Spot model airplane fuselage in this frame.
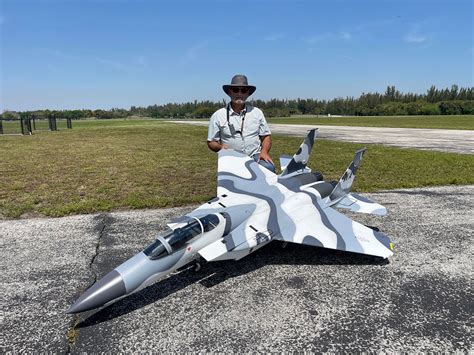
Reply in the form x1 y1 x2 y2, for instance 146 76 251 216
67 129 394 314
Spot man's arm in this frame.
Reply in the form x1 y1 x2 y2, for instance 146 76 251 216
257 109 273 163
259 135 273 164
207 111 228 152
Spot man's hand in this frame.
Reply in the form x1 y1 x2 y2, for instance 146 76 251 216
259 135 273 163
207 141 228 152
258 151 274 164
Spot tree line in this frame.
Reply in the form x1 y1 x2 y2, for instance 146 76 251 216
2 84 473 120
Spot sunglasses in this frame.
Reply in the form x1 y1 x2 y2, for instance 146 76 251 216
230 87 249 94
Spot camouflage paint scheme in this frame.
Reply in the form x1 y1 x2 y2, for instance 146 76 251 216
68 129 393 314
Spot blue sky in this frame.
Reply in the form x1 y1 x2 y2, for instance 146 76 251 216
1 0 473 111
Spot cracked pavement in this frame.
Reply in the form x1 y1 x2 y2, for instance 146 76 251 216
0 186 472 352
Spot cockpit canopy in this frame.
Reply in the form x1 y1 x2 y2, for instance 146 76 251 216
144 214 220 260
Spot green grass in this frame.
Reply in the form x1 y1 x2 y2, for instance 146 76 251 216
72 117 159 129
268 115 474 130
1 119 473 218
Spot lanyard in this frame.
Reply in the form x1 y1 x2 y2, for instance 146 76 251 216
226 103 246 135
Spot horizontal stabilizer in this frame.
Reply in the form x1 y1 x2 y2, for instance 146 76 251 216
334 193 387 216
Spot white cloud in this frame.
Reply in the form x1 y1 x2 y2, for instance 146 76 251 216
264 33 284 41
182 41 209 63
404 34 427 43
305 33 332 44
43 48 143 71
43 48 80 61
403 22 431 44
340 55 354 62
339 32 352 40
305 31 351 44
135 56 146 67
95 57 128 70
355 18 397 31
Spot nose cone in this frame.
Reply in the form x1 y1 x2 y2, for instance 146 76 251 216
67 270 126 314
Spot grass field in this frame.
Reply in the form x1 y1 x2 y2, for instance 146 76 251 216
268 115 474 130
1 119 473 218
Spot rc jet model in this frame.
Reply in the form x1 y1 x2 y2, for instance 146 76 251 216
67 129 393 314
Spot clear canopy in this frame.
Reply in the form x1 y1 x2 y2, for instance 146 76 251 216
144 214 220 260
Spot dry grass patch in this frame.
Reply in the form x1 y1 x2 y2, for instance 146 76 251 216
1 120 472 218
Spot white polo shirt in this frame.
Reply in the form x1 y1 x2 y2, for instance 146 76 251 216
207 104 271 157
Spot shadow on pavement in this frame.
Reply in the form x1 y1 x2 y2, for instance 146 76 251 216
76 241 388 328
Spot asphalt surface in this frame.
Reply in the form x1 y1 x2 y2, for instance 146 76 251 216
167 121 474 154
1 185 472 352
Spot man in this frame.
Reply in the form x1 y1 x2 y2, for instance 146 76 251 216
207 74 275 172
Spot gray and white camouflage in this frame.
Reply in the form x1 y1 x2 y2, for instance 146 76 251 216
67 129 393 314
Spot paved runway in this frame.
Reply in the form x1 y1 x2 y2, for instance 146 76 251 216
167 121 474 154
1 185 472 352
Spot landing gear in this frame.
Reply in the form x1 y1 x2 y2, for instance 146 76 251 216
176 258 203 273
191 256 206 272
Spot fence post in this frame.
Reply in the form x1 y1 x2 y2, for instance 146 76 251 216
27 116 32 134
21 118 25 135
67 117 72 129
0 120 3 135
32 116 36 130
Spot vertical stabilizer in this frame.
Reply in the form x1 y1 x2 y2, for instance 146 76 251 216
328 148 366 202
280 129 318 177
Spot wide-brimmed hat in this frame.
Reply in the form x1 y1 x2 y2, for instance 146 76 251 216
223 74 256 96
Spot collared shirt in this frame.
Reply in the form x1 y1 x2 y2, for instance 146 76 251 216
207 103 271 157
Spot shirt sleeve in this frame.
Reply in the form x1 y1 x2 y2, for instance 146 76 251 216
258 110 271 136
207 111 221 141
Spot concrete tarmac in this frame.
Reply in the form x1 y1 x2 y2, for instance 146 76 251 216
168 121 474 154
1 185 472 352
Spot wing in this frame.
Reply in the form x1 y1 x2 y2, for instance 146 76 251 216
198 189 393 261
275 191 393 258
